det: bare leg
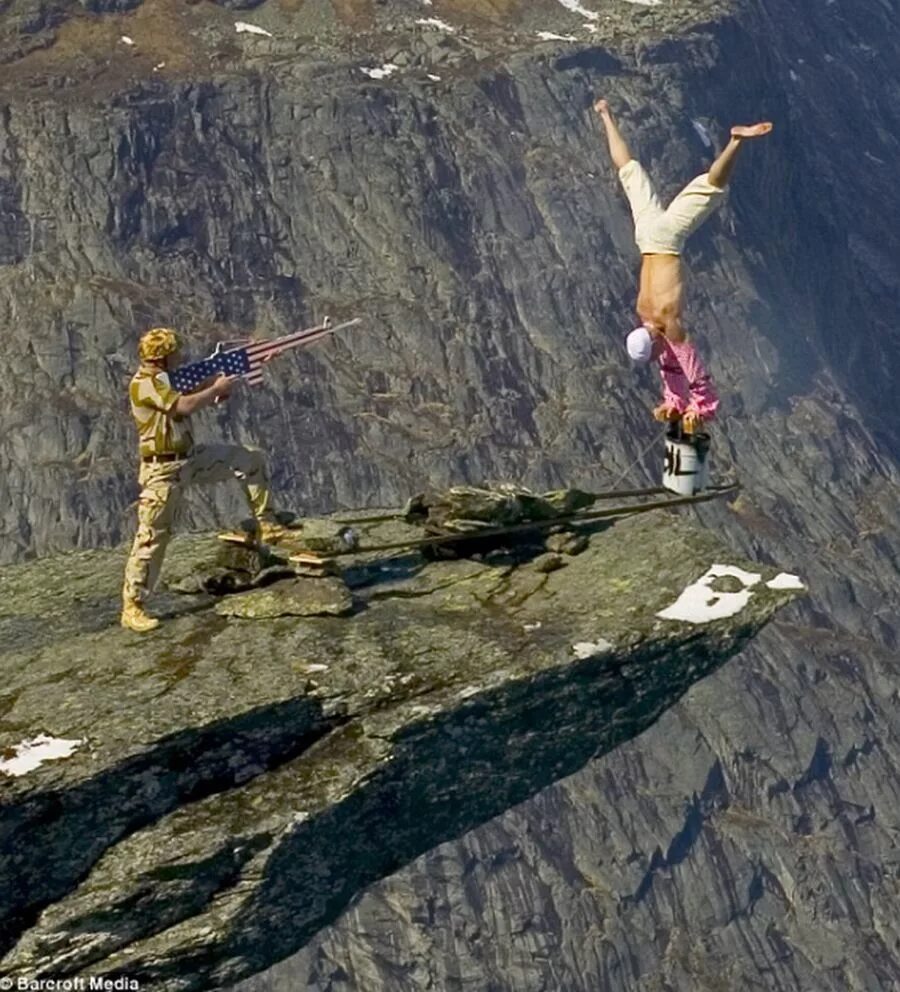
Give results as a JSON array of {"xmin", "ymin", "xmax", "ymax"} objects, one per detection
[
  {"xmin": 708, "ymin": 122, "xmax": 773, "ymax": 189},
  {"xmin": 593, "ymin": 98, "xmax": 633, "ymax": 170}
]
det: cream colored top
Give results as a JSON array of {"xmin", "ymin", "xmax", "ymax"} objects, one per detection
[{"xmin": 128, "ymin": 365, "xmax": 193, "ymax": 457}]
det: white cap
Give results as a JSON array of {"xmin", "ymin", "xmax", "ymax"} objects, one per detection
[{"xmin": 626, "ymin": 325, "xmax": 654, "ymax": 363}]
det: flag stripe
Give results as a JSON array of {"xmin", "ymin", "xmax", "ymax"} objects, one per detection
[
  {"xmin": 245, "ymin": 323, "xmax": 329, "ymax": 358},
  {"xmin": 245, "ymin": 317, "xmax": 360, "ymax": 358},
  {"xmin": 243, "ymin": 318, "xmax": 360, "ymax": 359},
  {"xmin": 251, "ymin": 328, "xmax": 335, "ymax": 361}
]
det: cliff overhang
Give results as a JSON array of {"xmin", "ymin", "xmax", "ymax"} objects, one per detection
[{"xmin": 0, "ymin": 508, "xmax": 801, "ymax": 989}]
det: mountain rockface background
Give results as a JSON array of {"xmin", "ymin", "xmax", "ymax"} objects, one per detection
[{"xmin": 1, "ymin": 0, "xmax": 899, "ymax": 989}]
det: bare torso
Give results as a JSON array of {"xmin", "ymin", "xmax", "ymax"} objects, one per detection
[{"xmin": 637, "ymin": 255, "xmax": 685, "ymax": 339}]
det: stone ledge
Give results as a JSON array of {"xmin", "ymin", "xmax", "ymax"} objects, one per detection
[{"xmin": 0, "ymin": 510, "xmax": 801, "ymax": 988}]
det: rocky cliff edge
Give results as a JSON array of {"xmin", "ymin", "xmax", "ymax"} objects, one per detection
[{"xmin": 0, "ymin": 508, "xmax": 801, "ymax": 990}]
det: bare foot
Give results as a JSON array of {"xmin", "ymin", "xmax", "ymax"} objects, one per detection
[
  {"xmin": 731, "ymin": 122, "xmax": 773, "ymax": 139},
  {"xmin": 594, "ymin": 98, "xmax": 610, "ymax": 116}
]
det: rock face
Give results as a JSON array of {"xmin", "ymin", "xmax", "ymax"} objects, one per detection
[
  {"xmin": 215, "ymin": 574, "xmax": 354, "ymax": 616},
  {"xmin": 0, "ymin": 512, "xmax": 798, "ymax": 989},
  {"xmin": 0, "ymin": 0, "xmax": 790, "ymax": 564},
  {"xmin": 0, "ymin": 0, "xmax": 898, "ymax": 990}
]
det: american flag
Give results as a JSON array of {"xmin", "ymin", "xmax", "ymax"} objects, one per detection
[{"xmin": 169, "ymin": 317, "xmax": 361, "ymax": 393}]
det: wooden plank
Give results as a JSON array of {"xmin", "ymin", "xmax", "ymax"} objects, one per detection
[{"xmin": 217, "ymin": 530, "xmax": 258, "ymax": 547}]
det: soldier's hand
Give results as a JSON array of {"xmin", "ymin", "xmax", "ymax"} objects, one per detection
[
  {"xmin": 594, "ymin": 98, "xmax": 609, "ymax": 116},
  {"xmin": 211, "ymin": 374, "xmax": 235, "ymax": 399}
]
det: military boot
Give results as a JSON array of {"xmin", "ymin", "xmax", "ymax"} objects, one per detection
[{"xmin": 121, "ymin": 600, "xmax": 160, "ymax": 632}]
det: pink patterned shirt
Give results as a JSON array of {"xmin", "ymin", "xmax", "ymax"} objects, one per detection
[{"xmin": 657, "ymin": 339, "xmax": 719, "ymax": 419}]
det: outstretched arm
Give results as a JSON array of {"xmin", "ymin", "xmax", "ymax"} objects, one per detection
[
  {"xmin": 173, "ymin": 374, "xmax": 235, "ymax": 417},
  {"xmin": 670, "ymin": 340, "xmax": 719, "ymax": 424},
  {"xmin": 655, "ymin": 339, "xmax": 719, "ymax": 429},
  {"xmin": 593, "ymin": 99, "xmax": 633, "ymax": 171}
]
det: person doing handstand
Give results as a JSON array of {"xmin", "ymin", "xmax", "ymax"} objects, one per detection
[{"xmin": 594, "ymin": 99, "xmax": 772, "ymax": 343}]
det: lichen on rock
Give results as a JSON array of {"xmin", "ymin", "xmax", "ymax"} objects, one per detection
[{"xmin": 216, "ymin": 576, "xmax": 354, "ymax": 618}]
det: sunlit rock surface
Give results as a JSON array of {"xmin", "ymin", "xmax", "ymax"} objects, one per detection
[{"xmin": 0, "ymin": 511, "xmax": 797, "ymax": 989}]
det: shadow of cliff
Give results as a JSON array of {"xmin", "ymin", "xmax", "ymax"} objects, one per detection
[
  {"xmin": 0, "ymin": 695, "xmax": 343, "ymax": 956},
  {"xmin": 86, "ymin": 616, "xmax": 772, "ymax": 989}
]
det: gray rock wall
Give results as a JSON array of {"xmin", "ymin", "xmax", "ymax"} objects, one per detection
[
  {"xmin": 6, "ymin": 0, "xmax": 883, "ymax": 567},
  {"xmin": 227, "ymin": 4, "xmax": 897, "ymax": 992},
  {"xmin": 1, "ymin": 0, "xmax": 898, "ymax": 988}
]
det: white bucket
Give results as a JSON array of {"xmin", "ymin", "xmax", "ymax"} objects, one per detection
[{"xmin": 663, "ymin": 433, "xmax": 711, "ymax": 495}]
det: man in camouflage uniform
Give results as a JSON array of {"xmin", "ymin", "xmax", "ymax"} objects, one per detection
[{"xmin": 121, "ymin": 327, "xmax": 287, "ymax": 632}]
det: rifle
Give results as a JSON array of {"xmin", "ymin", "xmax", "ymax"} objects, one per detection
[{"xmin": 169, "ymin": 316, "xmax": 361, "ymax": 392}]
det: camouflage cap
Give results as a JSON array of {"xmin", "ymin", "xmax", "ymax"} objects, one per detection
[{"xmin": 138, "ymin": 327, "xmax": 179, "ymax": 362}]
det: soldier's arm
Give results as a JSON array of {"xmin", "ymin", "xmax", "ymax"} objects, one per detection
[{"xmin": 173, "ymin": 375, "xmax": 234, "ymax": 416}]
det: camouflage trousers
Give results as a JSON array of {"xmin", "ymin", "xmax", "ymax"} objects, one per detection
[{"xmin": 122, "ymin": 443, "xmax": 274, "ymax": 606}]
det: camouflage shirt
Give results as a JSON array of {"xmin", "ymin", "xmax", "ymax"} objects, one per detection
[{"xmin": 129, "ymin": 365, "xmax": 194, "ymax": 458}]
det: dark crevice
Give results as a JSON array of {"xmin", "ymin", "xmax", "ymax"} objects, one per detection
[
  {"xmin": 843, "ymin": 737, "xmax": 877, "ymax": 769},
  {"xmin": 554, "ymin": 48, "xmax": 625, "ymax": 75},
  {"xmin": 632, "ymin": 758, "xmax": 730, "ymax": 905},
  {"xmin": 793, "ymin": 737, "xmax": 832, "ymax": 792}
]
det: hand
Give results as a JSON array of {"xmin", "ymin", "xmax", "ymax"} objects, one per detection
[
  {"xmin": 653, "ymin": 403, "xmax": 680, "ymax": 422},
  {"xmin": 593, "ymin": 98, "xmax": 609, "ymax": 116},
  {"xmin": 682, "ymin": 410, "xmax": 702, "ymax": 434},
  {"xmin": 211, "ymin": 374, "xmax": 235, "ymax": 400}
]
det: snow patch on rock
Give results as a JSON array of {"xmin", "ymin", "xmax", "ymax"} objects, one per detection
[
  {"xmin": 0, "ymin": 734, "xmax": 85, "ymax": 778},
  {"xmin": 235, "ymin": 22, "xmax": 273, "ymax": 38},
  {"xmin": 572, "ymin": 639, "xmax": 613, "ymax": 659},
  {"xmin": 657, "ymin": 564, "xmax": 763, "ymax": 624}
]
